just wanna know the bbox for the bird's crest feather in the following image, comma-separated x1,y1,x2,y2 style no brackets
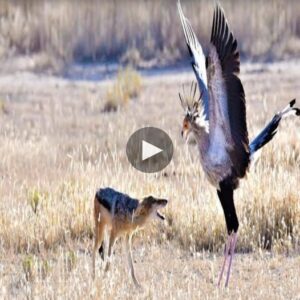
179,81,203,113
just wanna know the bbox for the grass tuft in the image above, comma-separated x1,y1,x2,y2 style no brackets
103,66,142,112
22,255,35,282
65,251,77,272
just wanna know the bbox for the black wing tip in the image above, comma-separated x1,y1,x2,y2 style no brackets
213,1,221,11
290,99,296,107
211,0,240,70
214,2,226,22
289,99,300,116
215,2,224,13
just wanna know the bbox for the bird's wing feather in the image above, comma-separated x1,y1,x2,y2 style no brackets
177,0,209,119
208,5,250,178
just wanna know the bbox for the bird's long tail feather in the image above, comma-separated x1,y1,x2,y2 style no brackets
250,99,299,157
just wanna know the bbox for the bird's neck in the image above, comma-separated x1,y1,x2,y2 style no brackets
192,127,210,156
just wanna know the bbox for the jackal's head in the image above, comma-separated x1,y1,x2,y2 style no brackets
138,196,168,221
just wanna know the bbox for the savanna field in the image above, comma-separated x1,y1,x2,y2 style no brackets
0,1,300,299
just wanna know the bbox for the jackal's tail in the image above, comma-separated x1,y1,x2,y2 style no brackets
249,99,299,157
94,193,105,260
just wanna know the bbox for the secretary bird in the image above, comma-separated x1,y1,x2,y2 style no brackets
177,1,299,288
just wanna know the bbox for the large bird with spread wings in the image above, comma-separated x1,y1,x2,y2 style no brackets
177,1,299,287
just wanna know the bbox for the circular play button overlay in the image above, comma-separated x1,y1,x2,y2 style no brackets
126,127,173,173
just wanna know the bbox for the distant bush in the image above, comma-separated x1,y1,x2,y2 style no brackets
120,47,142,67
103,66,142,112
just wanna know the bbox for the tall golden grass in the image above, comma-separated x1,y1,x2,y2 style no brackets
0,0,299,70
0,59,299,298
0,61,299,255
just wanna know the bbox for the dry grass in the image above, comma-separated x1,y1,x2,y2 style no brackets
0,0,299,72
0,59,299,298
0,1,299,298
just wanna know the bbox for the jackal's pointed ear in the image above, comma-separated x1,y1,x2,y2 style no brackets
142,196,158,210
143,195,154,201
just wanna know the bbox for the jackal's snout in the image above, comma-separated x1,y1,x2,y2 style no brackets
156,198,168,207
142,196,168,221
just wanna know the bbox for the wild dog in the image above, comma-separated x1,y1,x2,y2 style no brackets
92,187,168,288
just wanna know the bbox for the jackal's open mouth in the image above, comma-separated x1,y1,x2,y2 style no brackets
156,210,165,220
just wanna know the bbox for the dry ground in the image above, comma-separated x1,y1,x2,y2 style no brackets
0,60,299,299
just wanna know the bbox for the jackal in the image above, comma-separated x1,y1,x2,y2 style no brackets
92,187,168,287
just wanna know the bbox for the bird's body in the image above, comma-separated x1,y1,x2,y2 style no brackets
177,0,299,287
194,127,233,189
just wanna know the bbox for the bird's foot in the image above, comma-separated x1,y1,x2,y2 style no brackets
217,232,238,288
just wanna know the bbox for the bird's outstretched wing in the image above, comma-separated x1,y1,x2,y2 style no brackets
208,5,250,178
177,0,209,119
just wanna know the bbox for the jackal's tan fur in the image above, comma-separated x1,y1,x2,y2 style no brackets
92,189,167,287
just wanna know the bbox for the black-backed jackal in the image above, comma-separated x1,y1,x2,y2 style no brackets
92,187,168,287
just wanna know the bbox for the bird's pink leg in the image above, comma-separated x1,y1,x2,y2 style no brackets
225,232,238,287
217,234,232,287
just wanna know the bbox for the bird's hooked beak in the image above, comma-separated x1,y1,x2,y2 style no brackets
181,129,188,141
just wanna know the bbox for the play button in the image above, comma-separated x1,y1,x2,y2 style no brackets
142,140,163,161
126,127,173,173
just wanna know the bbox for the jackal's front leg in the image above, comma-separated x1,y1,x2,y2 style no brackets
125,234,142,289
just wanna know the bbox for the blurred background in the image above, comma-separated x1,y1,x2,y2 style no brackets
0,0,299,73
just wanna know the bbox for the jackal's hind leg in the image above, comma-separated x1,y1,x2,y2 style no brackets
92,219,105,279
104,230,117,272
98,243,104,260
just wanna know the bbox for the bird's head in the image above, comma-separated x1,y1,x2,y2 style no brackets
179,82,208,141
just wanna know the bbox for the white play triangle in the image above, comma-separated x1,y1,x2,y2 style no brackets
142,140,163,161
